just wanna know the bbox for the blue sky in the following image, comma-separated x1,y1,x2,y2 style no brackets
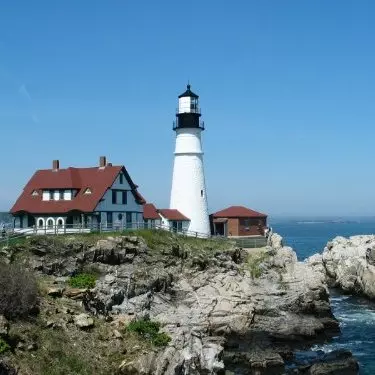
1,0,375,216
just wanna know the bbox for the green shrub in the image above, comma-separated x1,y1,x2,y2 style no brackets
0,337,10,354
152,332,171,347
68,273,97,289
126,319,171,347
246,251,270,279
0,263,38,320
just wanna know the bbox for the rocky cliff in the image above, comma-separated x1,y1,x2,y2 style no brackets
308,235,375,300
0,231,358,374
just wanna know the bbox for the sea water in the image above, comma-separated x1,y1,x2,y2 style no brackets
271,217,375,374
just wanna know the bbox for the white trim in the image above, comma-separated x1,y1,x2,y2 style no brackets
37,218,45,228
46,217,55,228
56,217,65,226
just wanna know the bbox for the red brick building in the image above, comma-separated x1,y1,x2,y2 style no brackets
210,206,267,237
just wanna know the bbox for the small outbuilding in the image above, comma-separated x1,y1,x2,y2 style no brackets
143,203,162,228
210,206,267,237
158,209,190,233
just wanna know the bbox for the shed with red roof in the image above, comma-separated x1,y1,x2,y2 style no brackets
210,206,268,237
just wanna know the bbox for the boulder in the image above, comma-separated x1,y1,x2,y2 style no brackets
321,235,375,299
74,313,94,329
0,361,17,375
0,315,9,337
47,287,64,298
307,349,359,375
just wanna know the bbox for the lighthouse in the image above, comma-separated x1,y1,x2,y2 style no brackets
170,84,210,237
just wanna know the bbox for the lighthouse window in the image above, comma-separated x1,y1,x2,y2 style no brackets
201,190,204,197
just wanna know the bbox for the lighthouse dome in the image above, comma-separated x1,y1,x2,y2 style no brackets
178,84,199,98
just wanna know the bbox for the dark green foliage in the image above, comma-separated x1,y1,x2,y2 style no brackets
0,263,38,320
152,332,171,347
68,273,97,289
0,337,10,354
126,319,171,347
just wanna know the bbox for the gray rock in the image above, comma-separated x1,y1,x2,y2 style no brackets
47,287,64,297
17,233,344,374
82,233,337,374
0,315,9,336
321,235,375,298
308,349,359,375
0,360,17,375
74,313,94,329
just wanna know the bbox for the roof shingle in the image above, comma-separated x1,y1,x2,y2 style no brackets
10,165,145,214
212,206,267,218
158,209,189,221
143,203,160,220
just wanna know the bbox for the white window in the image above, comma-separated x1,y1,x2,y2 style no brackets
56,217,64,228
84,188,92,195
46,218,55,228
32,190,39,196
42,191,50,201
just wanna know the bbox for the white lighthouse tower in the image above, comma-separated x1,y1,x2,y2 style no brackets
170,84,210,237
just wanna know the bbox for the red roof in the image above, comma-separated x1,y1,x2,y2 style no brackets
158,209,189,221
10,165,145,214
143,203,160,220
212,206,267,218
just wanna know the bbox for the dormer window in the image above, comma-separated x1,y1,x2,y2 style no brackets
49,190,54,200
84,188,92,195
59,190,64,200
31,190,39,196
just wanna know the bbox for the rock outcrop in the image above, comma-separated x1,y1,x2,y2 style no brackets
312,235,375,299
2,232,356,374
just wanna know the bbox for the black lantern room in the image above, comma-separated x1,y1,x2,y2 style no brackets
173,84,205,130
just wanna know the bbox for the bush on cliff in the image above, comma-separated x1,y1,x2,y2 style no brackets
0,263,38,320
246,251,270,279
0,337,10,354
68,273,97,289
126,319,171,347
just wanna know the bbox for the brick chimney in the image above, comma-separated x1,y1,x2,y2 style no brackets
52,160,60,171
99,156,107,168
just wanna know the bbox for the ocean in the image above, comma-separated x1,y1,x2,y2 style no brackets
271,218,375,374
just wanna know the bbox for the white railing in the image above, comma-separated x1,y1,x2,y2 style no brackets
0,222,213,246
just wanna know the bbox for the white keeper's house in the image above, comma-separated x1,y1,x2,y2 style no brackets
10,157,146,230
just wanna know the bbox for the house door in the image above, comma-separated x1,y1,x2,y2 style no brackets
126,212,132,229
172,221,178,232
28,215,35,228
66,216,73,227
215,223,225,236
107,212,113,228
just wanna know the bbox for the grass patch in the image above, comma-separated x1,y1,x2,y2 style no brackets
0,337,10,354
7,317,120,375
68,273,97,289
245,250,270,279
126,319,171,347
124,229,177,250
